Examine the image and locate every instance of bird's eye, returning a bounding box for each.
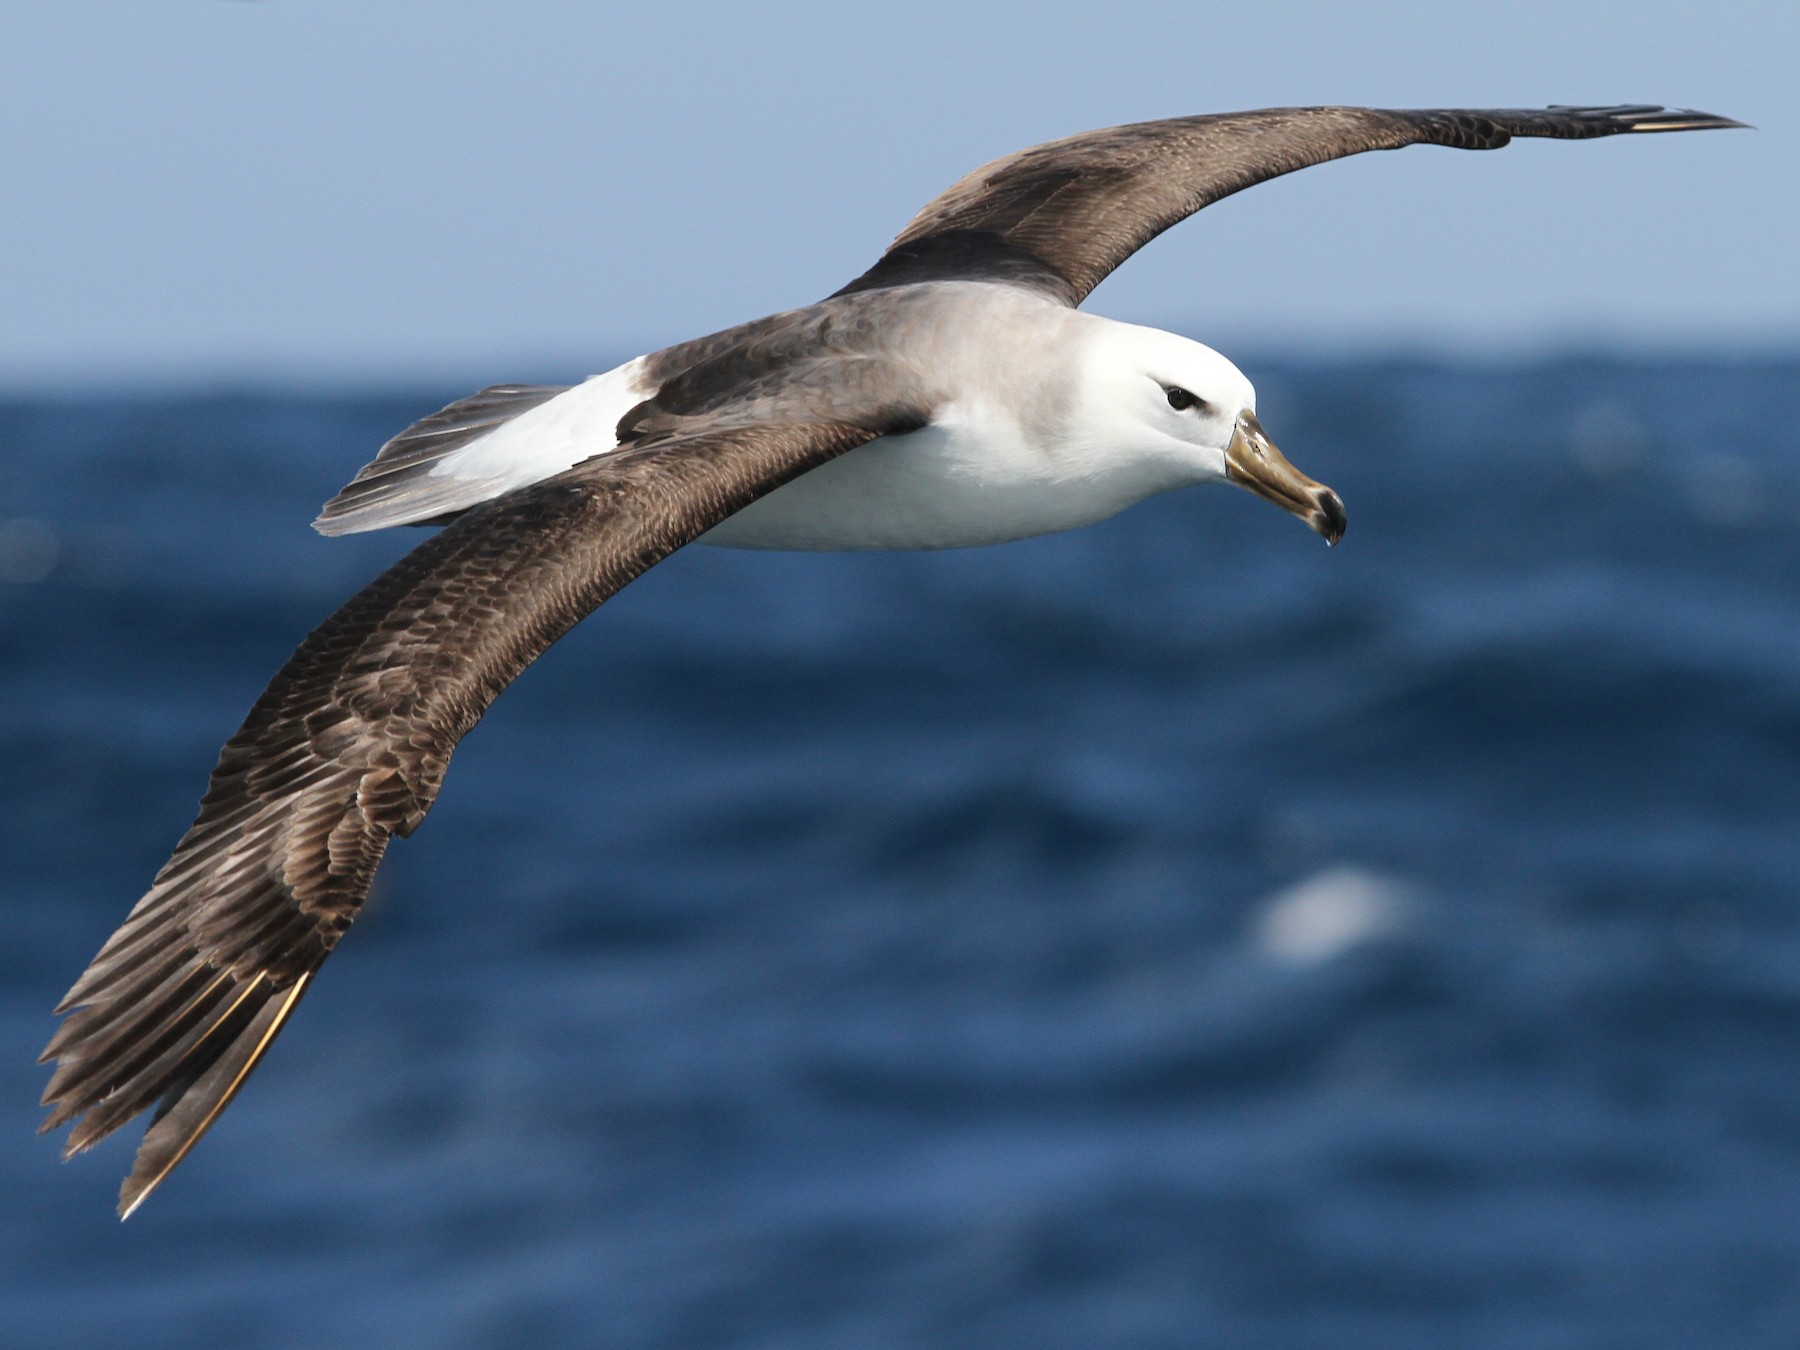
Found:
[1164,386,1202,412]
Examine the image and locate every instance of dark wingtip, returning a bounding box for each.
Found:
[1619,107,1750,132]
[1535,105,1750,132]
[112,973,312,1220]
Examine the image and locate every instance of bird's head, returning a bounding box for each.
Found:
[1084,323,1345,545]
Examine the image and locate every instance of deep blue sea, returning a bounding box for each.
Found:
[2,356,1798,1349]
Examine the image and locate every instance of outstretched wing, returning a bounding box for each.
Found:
[834,105,1744,306]
[42,401,923,1218]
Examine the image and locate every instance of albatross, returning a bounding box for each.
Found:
[42,104,1742,1217]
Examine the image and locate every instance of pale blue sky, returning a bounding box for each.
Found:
[1,0,1791,387]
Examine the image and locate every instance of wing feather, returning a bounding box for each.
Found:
[44,397,924,1217]
[835,104,1745,305]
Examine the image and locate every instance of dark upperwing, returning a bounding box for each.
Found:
[834,105,1745,306]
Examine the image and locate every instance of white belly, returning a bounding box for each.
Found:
[701,406,1170,552]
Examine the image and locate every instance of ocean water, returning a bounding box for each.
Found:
[2,357,1798,1349]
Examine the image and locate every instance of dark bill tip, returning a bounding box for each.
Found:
[1311,488,1347,546]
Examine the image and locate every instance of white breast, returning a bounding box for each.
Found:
[700,397,1161,551]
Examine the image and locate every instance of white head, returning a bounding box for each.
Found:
[1073,320,1345,543]
[1073,322,1253,483]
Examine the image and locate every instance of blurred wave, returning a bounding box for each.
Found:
[3,357,1798,1348]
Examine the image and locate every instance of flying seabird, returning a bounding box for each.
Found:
[41,104,1742,1217]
